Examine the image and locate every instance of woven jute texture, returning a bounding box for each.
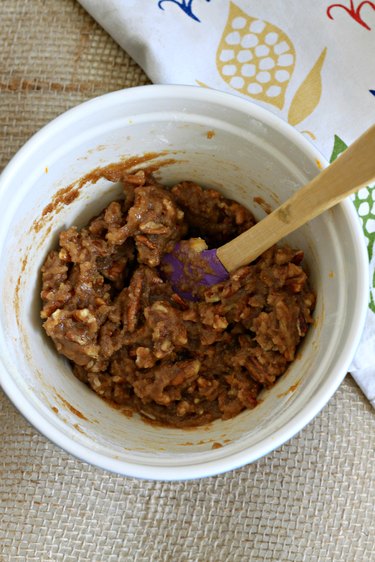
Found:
[1,1,374,561]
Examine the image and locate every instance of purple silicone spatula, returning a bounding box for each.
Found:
[161,125,375,300]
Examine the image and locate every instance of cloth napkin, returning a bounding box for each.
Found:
[79,0,375,407]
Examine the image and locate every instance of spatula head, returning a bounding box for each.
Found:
[161,239,229,300]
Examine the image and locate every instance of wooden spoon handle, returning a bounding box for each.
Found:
[217,124,375,273]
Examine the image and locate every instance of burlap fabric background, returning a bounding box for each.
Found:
[0,1,374,561]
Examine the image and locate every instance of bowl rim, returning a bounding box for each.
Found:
[0,84,369,480]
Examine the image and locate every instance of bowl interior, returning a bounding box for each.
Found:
[0,87,366,478]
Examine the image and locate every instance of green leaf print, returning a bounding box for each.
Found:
[330,134,375,313]
[329,134,348,163]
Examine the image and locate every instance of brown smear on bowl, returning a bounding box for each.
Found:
[14,252,29,325]
[36,224,53,252]
[206,130,215,139]
[253,196,273,215]
[40,185,80,221]
[177,439,219,447]
[32,152,180,233]
[277,379,301,398]
[14,276,21,320]
[55,392,89,420]
[73,423,85,434]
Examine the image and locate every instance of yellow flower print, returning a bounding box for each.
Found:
[288,48,327,126]
[216,3,296,109]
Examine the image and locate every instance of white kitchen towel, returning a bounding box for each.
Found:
[78,0,375,406]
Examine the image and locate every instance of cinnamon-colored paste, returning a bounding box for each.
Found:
[41,172,315,427]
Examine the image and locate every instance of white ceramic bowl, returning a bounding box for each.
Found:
[0,86,368,480]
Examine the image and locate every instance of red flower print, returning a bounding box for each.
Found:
[327,0,375,30]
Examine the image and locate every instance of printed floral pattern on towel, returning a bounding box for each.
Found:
[216,3,326,127]
[327,1,375,31]
[288,48,326,126]
[157,0,212,22]
[330,134,375,313]
[216,3,296,109]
